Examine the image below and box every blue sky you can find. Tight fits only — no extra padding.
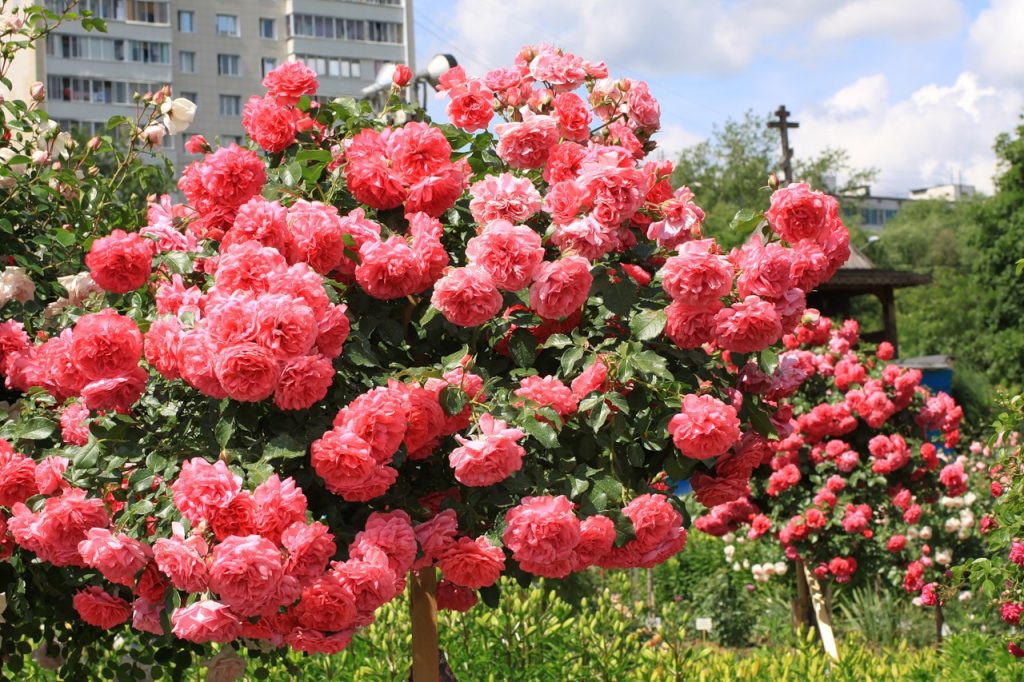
[411,0,1024,196]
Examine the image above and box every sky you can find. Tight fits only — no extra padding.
[411,0,1024,197]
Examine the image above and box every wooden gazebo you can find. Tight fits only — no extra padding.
[805,244,930,356]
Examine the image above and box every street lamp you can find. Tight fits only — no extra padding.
[361,53,457,110]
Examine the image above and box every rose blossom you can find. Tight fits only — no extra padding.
[263,61,318,105]
[70,309,143,381]
[466,220,545,291]
[438,536,506,589]
[78,528,151,586]
[715,296,783,353]
[85,229,154,293]
[73,587,132,629]
[529,257,593,320]
[495,114,559,169]
[431,266,503,328]
[448,413,526,486]
[171,600,242,643]
[208,534,294,616]
[170,458,242,525]
[214,343,281,402]
[668,394,741,459]
[659,239,733,306]
[154,532,209,593]
[355,236,425,300]
[242,95,299,153]
[765,182,838,244]
[503,495,580,579]
[468,173,542,226]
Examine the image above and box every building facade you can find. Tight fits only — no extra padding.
[840,183,977,231]
[12,0,413,169]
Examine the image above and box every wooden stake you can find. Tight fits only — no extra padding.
[792,558,815,633]
[410,568,439,682]
[803,562,839,662]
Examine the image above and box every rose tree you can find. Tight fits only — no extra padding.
[695,315,974,601]
[0,40,848,674]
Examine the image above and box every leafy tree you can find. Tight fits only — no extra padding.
[671,111,876,249]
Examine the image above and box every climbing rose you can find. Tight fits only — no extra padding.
[668,394,741,459]
[85,230,154,294]
[73,587,132,629]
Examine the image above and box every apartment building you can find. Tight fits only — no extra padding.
[11,0,413,169]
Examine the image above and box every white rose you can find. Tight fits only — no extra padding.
[964,492,977,506]
[58,272,100,306]
[0,267,35,305]
[936,549,953,566]
[959,591,972,602]
[944,517,961,533]
[919,526,932,540]
[162,97,197,136]
[774,561,788,575]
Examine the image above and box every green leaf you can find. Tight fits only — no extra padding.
[760,348,780,375]
[16,417,56,440]
[520,418,559,449]
[507,328,537,368]
[263,433,307,461]
[630,309,667,341]
[560,346,585,376]
[612,513,637,547]
[602,278,637,316]
[588,401,612,431]
[543,334,572,349]
[71,439,102,469]
[215,418,234,449]
[729,207,765,235]
[439,384,468,416]
[630,350,673,380]
[664,456,696,482]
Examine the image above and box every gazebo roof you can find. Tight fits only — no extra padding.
[815,244,931,292]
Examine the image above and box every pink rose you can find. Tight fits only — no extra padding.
[413,509,458,568]
[242,95,299,153]
[733,238,793,300]
[73,586,132,629]
[714,296,783,353]
[214,240,288,294]
[80,367,148,414]
[8,488,109,567]
[346,159,406,210]
[334,387,407,463]
[144,316,183,380]
[448,414,526,486]
[170,458,241,525]
[154,534,209,593]
[503,495,580,579]
[552,92,592,142]
[495,114,559,169]
[668,394,741,459]
[664,300,721,349]
[437,580,478,612]
[85,229,154,293]
[35,455,69,494]
[356,236,425,300]
[468,173,542,226]
[571,514,616,570]
[765,183,838,244]
[223,197,289,254]
[437,536,506,589]
[0,446,38,507]
[282,521,336,585]
[294,572,358,632]
[447,80,495,132]
[78,528,151,586]
[214,343,281,402]
[513,375,578,419]
[431,266,503,328]
[466,220,545,291]
[208,534,293,617]
[351,510,418,577]
[263,61,318,105]
[70,309,143,381]
[311,426,375,495]
[529,257,593,320]
[659,239,733,306]
[171,600,242,643]
[286,200,347,275]
[273,354,334,410]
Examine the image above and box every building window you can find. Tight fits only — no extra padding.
[181,91,197,104]
[367,21,402,43]
[178,51,196,73]
[219,95,241,117]
[47,75,164,104]
[261,57,278,77]
[216,14,240,37]
[178,10,194,32]
[217,54,240,76]
[126,1,169,24]
[297,55,362,79]
[259,18,276,39]
[223,135,244,145]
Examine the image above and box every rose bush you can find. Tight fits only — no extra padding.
[0,22,852,676]
[693,314,990,603]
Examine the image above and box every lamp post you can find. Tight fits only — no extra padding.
[361,53,458,111]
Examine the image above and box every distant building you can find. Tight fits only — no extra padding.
[908,183,976,202]
[5,0,414,170]
[840,183,976,231]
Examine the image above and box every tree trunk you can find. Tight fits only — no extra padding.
[646,568,656,611]
[809,571,839,662]
[935,602,945,646]
[792,559,815,633]
[410,568,439,682]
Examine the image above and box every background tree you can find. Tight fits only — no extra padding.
[671,111,876,249]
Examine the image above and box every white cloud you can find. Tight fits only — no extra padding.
[797,72,1022,196]
[440,0,961,77]
[810,0,964,45]
[967,0,1024,87]
[652,123,705,161]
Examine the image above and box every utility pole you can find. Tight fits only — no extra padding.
[768,105,799,184]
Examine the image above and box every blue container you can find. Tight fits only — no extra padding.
[919,367,953,395]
